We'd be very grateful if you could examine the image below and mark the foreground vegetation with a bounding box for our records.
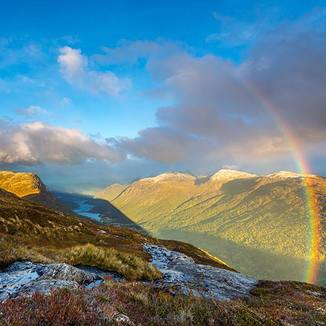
[1,280,326,325]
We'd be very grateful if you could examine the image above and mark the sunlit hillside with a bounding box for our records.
[0,171,45,197]
[97,169,326,283]
[0,170,71,212]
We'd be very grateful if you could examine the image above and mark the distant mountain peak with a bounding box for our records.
[141,172,195,183]
[266,171,316,179]
[209,169,257,182]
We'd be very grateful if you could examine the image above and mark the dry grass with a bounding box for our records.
[62,244,162,280]
[0,238,161,281]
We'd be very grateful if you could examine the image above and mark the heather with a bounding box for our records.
[1,281,325,326]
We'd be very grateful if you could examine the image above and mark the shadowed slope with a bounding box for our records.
[54,191,148,233]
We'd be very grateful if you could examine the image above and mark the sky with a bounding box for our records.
[0,0,325,191]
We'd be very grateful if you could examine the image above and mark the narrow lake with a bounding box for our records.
[73,200,102,221]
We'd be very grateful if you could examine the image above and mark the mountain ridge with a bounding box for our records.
[209,169,257,182]
[99,168,314,192]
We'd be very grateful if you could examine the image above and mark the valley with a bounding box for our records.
[54,192,146,233]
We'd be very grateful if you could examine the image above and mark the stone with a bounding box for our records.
[0,261,121,301]
[144,244,256,301]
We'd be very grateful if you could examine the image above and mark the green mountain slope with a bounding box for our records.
[97,169,326,283]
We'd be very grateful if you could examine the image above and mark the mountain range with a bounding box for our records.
[96,169,326,283]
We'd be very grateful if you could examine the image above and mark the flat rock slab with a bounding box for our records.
[144,244,256,301]
[0,261,120,301]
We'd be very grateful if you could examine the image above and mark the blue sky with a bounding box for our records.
[0,0,325,190]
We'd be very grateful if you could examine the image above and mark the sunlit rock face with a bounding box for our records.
[0,170,70,213]
[144,244,256,301]
[0,171,45,198]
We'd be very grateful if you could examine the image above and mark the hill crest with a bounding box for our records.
[209,169,257,182]
[0,171,45,197]
[140,172,195,183]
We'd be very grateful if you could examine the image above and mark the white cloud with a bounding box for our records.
[94,39,184,65]
[58,46,131,96]
[0,120,125,165]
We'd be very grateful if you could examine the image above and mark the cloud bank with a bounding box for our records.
[0,120,124,165]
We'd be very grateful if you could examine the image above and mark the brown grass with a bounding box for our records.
[62,244,162,280]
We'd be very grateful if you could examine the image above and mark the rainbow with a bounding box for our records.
[244,82,322,284]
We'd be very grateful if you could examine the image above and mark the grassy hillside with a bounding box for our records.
[96,183,128,202]
[97,170,326,283]
[0,188,233,280]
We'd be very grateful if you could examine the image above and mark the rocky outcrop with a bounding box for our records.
[144,244,256,301]
[0,261,120,301]
[1,244,257,302]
